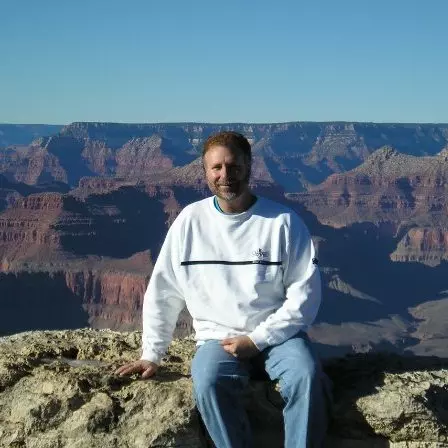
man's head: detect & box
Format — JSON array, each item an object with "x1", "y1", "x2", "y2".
[{"x1": 202, "y1": 132, "x2": 252, "y2": 203}]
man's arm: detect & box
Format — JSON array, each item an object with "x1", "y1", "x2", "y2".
[
  {"x1": 248, "y1": 213, "x2": 321, "y2": 351},
  {"x1": 115, "y1": 216, "x2": 186, "y2": 378},
  {"x1": 140, "y1": 218, "x2": 186, "y2": 365}
]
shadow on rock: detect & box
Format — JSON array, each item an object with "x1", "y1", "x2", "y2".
[{"x1": 324, "y1": 352, "x2": 448, "y2": 443}]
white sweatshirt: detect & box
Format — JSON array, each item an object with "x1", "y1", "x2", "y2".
[{"x1": 141, "y1": 196, "x2": 321, "y2": 364}]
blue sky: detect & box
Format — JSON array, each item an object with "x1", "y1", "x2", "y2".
[{"x1": 1, "y1": 0, "x2": 447, "y2": 124}]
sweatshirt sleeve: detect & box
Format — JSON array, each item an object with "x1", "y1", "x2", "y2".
[
  {"x1": 140, "y1": 216, "x2": 186, "y2": 364},
  {"x1": 248, "y1": 214, "x2": 321, "y2": 351}
]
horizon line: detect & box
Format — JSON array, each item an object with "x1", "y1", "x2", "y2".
[{"x1": 2, "y1": 120, "x2": 448, "y2": 127}]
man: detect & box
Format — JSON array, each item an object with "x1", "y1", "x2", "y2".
[{"x1": 115, "y1": 131, "x2": 328, "y2": 447}]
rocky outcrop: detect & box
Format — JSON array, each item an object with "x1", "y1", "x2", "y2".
[
  {"x1": 0, "y1": 193, "x2": 68, "y2": 259},
  {"x1": 0, "y1": 183, "x2": 175, "y2": 265},
  {"x1": 73, "y1": 177, "x2": 139, "y2": 197},
  {"x1": 115, "y1": 136, "x2": 174, "y2": 178},
  {"x1": 0, "y1": 330, "x2": 447, "y2": 447},
  {"x1": 391, "y1": 228, "x2": 448, "y2": 266},
  {"x1": 298, "y1": 147, "x2": 448, "y2": 232},
  {"x1": 63, "y1": 270, "x2": 149, "y2": 330},
  {"x1": 11, "y1": 192, "x2": 68, "y2": 211},
  {"x1": 408, "y1": 297, "x2": 448, "y2": 357},
  {"x1": 2, "y1": 144, "x2": 68, "y2": 186},
  {"x1": 80, "y1": 140, "x2": 115, "y2": 176},
  {"x1": 0, "y1": 330, "x2": 198, "y2": 448}
]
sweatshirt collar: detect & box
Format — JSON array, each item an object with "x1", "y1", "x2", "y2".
[{"x1": 209, "y1": 195, "x2": 259, "y2": 221}]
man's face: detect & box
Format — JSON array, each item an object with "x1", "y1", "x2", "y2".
[{"x1": 203, "y1": 145, "x2": 250, "y2": 202}]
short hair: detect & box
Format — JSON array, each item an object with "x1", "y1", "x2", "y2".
[{"x1": 202, "y1": 131, "x2": 252, "y2": 162}]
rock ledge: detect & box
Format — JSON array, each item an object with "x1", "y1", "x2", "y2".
[{"x1": 0, "y1": 329, "x2": 447, "y2": 448}]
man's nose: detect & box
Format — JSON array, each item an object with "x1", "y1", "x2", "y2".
[
  {"x1": 220, "y1": 166, "x2": 236, "y2": 180},
  {"x1": 220, "y1": 166, "x2": 230, "y2": 179}
]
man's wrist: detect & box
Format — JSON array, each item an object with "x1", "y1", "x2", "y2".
[
  {"x1": 140, "y1": 352, "x2": 162, "y2": 365},
  {"x1": 247, "y1": 333, "x2": 268, "y2": 352}
]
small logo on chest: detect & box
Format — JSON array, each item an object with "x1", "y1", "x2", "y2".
[{"x1": 253, "y1": 248, "x2": 270, "y2": 260}]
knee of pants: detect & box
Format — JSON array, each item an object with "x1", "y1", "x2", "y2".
[
  {"x1": 192, "y1": 364, "x2": 241, "y2": 398},
  {"x1": 192, "y1": 372, "x2": 246, "y2": 400},
  {"x1": 280, "y1": 360, "x2": 319, "y2": 396}
]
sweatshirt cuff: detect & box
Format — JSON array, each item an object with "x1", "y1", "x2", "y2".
[
  {"x1": 248, "y1": 330, "x2": 271, "y2": 352},
  {"x1": 140, "y1": 350, "x2": 163, "y2": 365}
]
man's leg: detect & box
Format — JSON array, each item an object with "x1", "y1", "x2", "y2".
[
  {"x1": 191, "y1": 340, "x2": 252, "y2": 448},
  {"x1": 262, "y1": 332, "x2": 328, "y2": 448}
]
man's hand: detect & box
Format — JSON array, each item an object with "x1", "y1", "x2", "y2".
[
  {"x1": 221, "y1": 336, "x2": 260, "y2": 359},
  {"x1": 114, "y1": 360, "x2": 158, "y2": 379}
]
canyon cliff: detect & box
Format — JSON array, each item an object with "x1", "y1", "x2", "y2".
[{"x1": 1, "y1": 122, "x2": 448, "y2": 358}]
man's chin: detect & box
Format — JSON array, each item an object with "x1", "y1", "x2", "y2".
[
  {"x1": 216, "y1": 192, "x2": 239, "y2": 202},
  {"x1": 208, "y1": 182, "x2": 248, "y2": 202}
]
